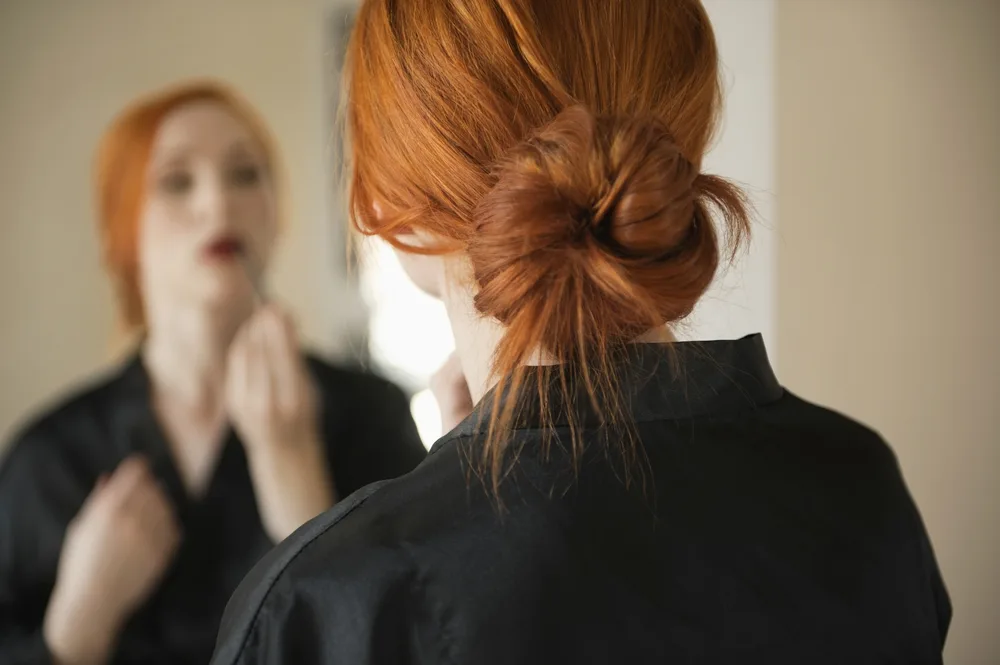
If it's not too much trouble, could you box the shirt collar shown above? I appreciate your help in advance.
[431,334,781,453]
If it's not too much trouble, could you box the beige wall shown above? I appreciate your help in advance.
[777,1,1000,662]
[0,0,361,447]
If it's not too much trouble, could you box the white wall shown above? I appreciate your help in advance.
[685,0,777,358]
[0,0,359,447]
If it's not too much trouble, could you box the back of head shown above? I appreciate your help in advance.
[95,80,280,333]
[345,0,751,490]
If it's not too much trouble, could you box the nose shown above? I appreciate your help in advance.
[194,171,233,230]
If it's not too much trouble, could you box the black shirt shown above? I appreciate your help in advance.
[0,353,426,665]
[211,335,950,665]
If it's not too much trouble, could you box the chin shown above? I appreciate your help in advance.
[197,273,254,308]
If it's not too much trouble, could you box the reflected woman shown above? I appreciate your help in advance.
[0,81,426,665]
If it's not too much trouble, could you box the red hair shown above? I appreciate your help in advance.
[95,80,280,330]
[345,0,751,492]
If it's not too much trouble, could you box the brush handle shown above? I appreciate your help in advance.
[241,253,267,304]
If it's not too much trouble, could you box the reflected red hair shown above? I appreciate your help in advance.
[345,0,751,493]
[95,80,280,330]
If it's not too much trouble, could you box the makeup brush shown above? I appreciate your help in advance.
[240,244,266,306]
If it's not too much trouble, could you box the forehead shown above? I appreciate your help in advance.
[151,99,262,159]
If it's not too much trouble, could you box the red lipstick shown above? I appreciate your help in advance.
[204,236,244,260]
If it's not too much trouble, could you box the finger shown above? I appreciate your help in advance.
[448,351,468,378]
[275,309,313,410]
[261,308,298,403]
[263,304,298,350]
[275,305,300,352]
[106,455,149,506]
[133,480,182,552]
[240,247,264,304]
[227,322,251,406]
[264,303,301,362]
[79,473,111,515]
[143,483,181,543]
[90,473,110,495]
[250,313,272,410]
[432,351,462,389]
[125,471,161,520]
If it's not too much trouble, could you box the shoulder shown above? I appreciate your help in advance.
[759,391,927,536]
[769,393,952,641]
[764,391,902,469]
[211,485,386,664]
[1,363,125,478]
[0,362,130,527]
[213,442,509,664]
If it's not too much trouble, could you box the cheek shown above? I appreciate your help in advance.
[138,204,192,277]
[395,250,445,298]
[236,187,278,257]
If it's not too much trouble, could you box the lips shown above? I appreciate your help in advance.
[205,236,244,259]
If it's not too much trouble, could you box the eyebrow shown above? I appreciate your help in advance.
[150,139,266,168]
[225,140,266,163]
[149,145,194,171]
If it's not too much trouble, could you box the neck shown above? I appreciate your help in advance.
[440,260,676,404]
[142,300,253,406]
[635,326,676,344]
[441,271,503,404]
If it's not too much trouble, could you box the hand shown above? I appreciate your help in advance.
[44,456,181,665]
[430,352,475,432]
[226,303,321,453]
[226,303,336,542]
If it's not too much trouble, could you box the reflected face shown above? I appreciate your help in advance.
[138,100,277,316]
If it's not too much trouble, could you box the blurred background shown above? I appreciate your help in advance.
[0,0,996,661]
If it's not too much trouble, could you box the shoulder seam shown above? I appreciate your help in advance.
[224,480,391,664]
[2,360,129,448]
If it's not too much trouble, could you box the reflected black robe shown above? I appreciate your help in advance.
[212,335,950,665]
[0,353,426,665]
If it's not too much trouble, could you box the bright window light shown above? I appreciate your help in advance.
[359,238,454,448]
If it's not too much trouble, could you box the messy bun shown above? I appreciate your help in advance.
[471,105,749,366]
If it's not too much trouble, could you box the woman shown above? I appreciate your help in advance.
[0,81,427,665]
[212,2,951,664]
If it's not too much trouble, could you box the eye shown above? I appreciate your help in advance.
[229,164,262,188]
[158,171,193,194]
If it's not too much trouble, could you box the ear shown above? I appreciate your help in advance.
[373,199,416,239]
